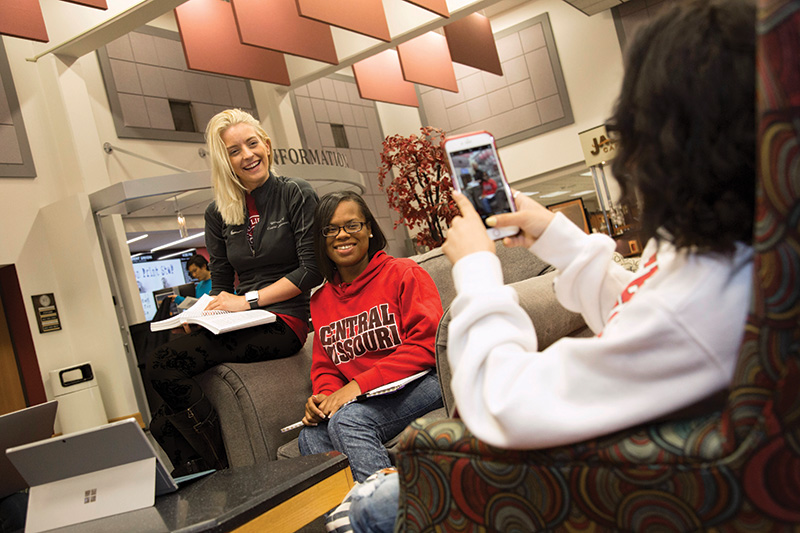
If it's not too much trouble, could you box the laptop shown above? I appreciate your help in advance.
[6,418,178,533]
[0,401,58,499]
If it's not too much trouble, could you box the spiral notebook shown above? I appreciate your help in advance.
[351,369,431,402]
[150,293,276,334]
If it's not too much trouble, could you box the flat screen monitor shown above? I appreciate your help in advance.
[133,258,193,321]
[174,283,197,298]
[152,287,174,306]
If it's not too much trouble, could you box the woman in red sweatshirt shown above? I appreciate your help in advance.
[297,191,444,482]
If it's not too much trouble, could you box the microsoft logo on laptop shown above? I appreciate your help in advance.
[84,489,97,504]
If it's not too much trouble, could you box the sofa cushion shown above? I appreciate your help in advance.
[411,242,554,310]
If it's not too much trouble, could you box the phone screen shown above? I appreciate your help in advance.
[447,144,514,227]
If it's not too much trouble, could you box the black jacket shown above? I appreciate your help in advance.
[204,173,323,321]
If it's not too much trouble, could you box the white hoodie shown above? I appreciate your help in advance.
[448,212,753,449]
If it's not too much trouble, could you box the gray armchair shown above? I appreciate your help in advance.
[198,349,313,466]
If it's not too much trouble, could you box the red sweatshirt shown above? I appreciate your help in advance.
[309,251,443,396]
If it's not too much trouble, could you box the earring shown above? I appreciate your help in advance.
[369,233,373,238]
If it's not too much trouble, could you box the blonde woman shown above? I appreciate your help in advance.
[146,109,322,476]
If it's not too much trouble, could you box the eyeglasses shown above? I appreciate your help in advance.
[321,221,367,237]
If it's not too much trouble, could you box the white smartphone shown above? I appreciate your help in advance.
[444,131,519,240]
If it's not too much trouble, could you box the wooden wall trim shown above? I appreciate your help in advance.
[0,265,46,404]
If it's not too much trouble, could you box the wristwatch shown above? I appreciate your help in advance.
[245,291,260,309]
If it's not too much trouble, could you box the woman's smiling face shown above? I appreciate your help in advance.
[221,123,271,191]
[326,200,371,283]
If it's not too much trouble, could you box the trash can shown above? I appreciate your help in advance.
[50,362,108,434]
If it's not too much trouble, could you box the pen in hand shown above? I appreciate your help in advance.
[280,420,304,433]
[280,413,327,433]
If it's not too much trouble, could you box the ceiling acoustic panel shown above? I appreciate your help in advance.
[402,0,449,17]
[296,0,391,42]
[0,0,49,43]
[231,0,337,64]
[175,0,290,86]
[444,13,503,76]
[60,0,108,8]
[353,50,418,107]
[562,0,623,16]
[397,32,457,92]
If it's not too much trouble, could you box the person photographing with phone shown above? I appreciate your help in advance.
[443,0,754,449]
[343,0,756,530]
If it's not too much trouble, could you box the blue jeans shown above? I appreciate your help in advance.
[349,471,400,533]
[298,372,443,483]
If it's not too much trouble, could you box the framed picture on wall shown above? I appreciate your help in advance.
[546,198,590,234]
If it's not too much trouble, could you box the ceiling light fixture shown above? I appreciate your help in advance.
[159,248,197,260]
[570,190,596,197]
[523,192,540,196]
[538,191,570,199]
[174,198,188,239]
[126,234,149,244]
[580,171,592,177]
[177,213,188,238]
[150,232,206,253]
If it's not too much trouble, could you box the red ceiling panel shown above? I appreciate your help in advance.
[444,13,503,76]
[402,0,449,18]
[0,0,49,43]
[231,0,337,64]
[175,0,290,86]
[352,50,418,107]
[397,32,457,92]
[60,0,108,8]
[296,0,391,42]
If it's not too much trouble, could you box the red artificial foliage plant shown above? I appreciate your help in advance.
[377,127,459,250]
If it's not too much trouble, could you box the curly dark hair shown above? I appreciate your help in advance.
[607,0,755,252]
[313,191,388,283]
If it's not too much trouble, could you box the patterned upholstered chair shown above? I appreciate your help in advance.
[391,3,800,530]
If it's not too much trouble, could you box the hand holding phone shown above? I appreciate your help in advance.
[444,132,519,241]
[444,188,557,264]
[442,191,497,265]
[488,189,557,250]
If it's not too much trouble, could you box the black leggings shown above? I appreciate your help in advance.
[146,318,302,464]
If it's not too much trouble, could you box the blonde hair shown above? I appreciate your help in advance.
[205,109,274,225]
